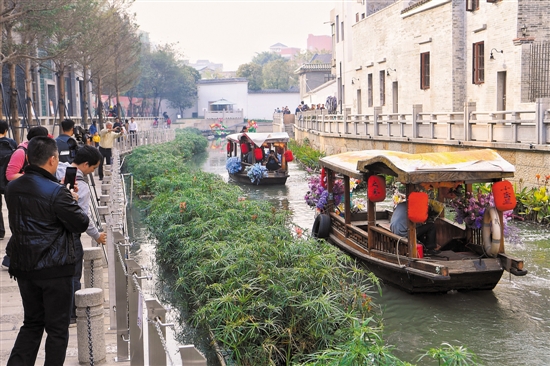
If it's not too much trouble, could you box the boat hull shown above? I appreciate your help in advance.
[229,172,288,185]
[328,233,504,293]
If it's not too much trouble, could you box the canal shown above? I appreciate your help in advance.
[129,139,550,365]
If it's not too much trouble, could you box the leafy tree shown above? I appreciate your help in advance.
[252,51,285,66]
[166,64,200,116]
[262,58,291,90]
[236,62,262,90]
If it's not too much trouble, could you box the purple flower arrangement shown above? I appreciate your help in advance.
[304,175,345,211]
[449,191,492,229]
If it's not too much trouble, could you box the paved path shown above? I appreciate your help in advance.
[0,189,129,365]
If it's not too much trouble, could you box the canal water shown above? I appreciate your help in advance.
[129,139,550,366]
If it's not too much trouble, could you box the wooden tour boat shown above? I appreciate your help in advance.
[312,149,527,293]
[225,132,291,185]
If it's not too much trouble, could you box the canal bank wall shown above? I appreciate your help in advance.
[280,98,550,187]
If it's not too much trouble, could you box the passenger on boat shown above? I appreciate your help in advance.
[239,136,250,161]
[265,150,281,171]
[390,201,439,255]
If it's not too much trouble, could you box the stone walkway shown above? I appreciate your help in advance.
[0,191,129,365]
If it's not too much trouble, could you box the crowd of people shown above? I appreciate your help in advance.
[0,116,138,364]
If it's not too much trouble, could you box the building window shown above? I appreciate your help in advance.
[466,0,479,11]
[341,21,344,41]
[356,13,359,22]
[420,52,430,89]
[336,15,339,42]
[473,41,485,84]
[379,71,385,106]
[367,73,373,107]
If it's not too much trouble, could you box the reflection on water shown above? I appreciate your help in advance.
[129,140,550,366]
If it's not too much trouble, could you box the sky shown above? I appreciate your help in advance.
[131,0,335,71]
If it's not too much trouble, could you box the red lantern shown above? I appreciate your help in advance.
[284,150,294,162]
[254,148,263,161]
[408,192,428,223]
[241,143,249,154]
[226,142,232,153]
[492,180,517,211]
[367,175,386,202]
[320,168,326,188]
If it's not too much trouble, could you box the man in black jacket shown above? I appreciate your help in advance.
[5,136,89,366]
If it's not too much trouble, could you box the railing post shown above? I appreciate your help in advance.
[535,98,550,145]
[373,106,382,137]
[179,345,207,366]
[412,104,422,139]
[83,247,104,291]
[465,102,476,142]
[146,299,168,366]
[76,288,106,365]
[127,259,145,366]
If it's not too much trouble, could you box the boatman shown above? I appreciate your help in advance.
[390,201,439,255]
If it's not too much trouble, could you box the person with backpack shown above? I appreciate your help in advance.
[0,121,17,240]
[56,119,78,163]
[2,126,49,270]
[5,126,49,182]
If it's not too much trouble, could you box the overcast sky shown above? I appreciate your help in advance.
[131,0,334,71]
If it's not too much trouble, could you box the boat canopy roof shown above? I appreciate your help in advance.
[319,149,515,184]
[226,132,290,147]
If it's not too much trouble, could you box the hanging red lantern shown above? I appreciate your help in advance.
[320,168,326,188]
[367,175,386,202]
[226,142,232,154]
[284,150,294,162]
[408,192,429,223]
[254,148,264,161]
[492,180,517,211]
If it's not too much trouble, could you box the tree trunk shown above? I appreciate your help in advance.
[96,76,104,128]
[57,64,66,134]
[9,62,20,143]
[0,0,4,121]
[25,59,35,126]
[82,66,89,126]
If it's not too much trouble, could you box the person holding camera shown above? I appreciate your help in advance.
[97,121,123,180]
[266,150,281,171]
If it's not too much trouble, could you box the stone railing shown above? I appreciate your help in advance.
[289,98,550,151]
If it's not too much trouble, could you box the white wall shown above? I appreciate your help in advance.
[247,92,300,120]
[197,81,248,117]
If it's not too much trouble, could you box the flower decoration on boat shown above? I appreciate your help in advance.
[449,191,492,229]
[337,197,368,215]
[247,120,258,133]
[304,175,345,211]
[246,163,267,184]
[226,157,242,174]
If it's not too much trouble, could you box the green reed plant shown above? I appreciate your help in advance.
[418,343,479,366]
[288,139,325,171]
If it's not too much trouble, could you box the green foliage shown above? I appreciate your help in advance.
[236,63,263,91]
[127,130,394,365]
[514,178,550,224]
[288,139,326,171]
[418,343,479,366]
[124,129,208,195]
[262,59,292,90]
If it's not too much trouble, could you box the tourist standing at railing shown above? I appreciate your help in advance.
[5,136,89,366]
[56,145,106,326]
[128,117,138,145]
[98,121,123,180]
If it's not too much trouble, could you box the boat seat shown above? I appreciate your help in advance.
[376,219,392,231]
